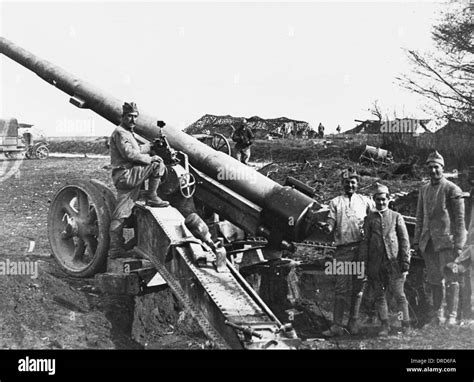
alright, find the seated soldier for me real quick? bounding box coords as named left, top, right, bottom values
left=108, top=101, right=169, bottom=259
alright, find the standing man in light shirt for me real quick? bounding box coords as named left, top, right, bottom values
left=321, top=168, right=374, bottom=336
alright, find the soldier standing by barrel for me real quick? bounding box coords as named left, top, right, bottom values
left=108, top=102, right=169, bottom=259
left=321, top=168, right=374, bottom=336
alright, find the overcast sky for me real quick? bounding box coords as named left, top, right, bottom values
left=0, top=1, right=447, bottom=136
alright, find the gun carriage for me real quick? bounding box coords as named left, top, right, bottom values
left=6, top=37, right=473, bottom=347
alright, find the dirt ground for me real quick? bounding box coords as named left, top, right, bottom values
left=0, top=156, right=204, bottom=349
left=0, top=139, right=472, bottom=350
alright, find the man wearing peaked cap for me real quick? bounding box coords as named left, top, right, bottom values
left=374, top=182, right=389, bottom=196
left=321, top=167, right=374, bottom=337
left=108, top=102, right=169, bottom=259
left=414, top=150, right=467, bottom=326
left=122, top=102, right=139, bottom=117
left=360, top=183, right=411, bottom=335
left=425, top=150, right=444, bottom=167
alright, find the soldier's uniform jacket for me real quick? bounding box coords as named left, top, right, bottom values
left=110, top=125, right=151, bottom=184
left=232, top=125, right=254, bottom=149
left=360, top=209, right=410, bottom=277
left=414, top=177, right=466, bottom=253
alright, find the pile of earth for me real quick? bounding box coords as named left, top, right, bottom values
left=185, top=114, right=314, bottom=139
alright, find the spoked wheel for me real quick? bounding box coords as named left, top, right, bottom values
left=211, top=133, right=231, bottom=156
left=35, top=145, right=49, bottom=159
left=48, top=180, right=111, bottom=277
left=179, top=172, right=196, bottom=198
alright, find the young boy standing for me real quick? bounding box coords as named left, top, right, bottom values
left=360, top=184, right=411, bottom=336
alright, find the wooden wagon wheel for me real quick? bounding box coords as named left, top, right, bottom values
left=210, top=133, right=231, bottom=156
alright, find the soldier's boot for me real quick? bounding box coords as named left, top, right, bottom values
left=436, top=308, right=446, bottom=325
left=138, top=182, right=147, bottom=202
left=429, top=284, right=444, bottom=325
left=378, top=319, right=390, bottom=337
left=446, top=282, right=459, bottom=326
left=400, top=298, right=411, bottom=332
left=322, top=299, right=346, bottom=337
left=348, top=275, right=366, bottom=335
left=348, top=283, right=365, bottom=335
left=401, top=320, right=414, bottom=335
left=146, top=177, right=169, bottom=208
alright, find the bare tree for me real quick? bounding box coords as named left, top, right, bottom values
left=397, top=3, right=473, bottom=122
left=368, top=100, right=398, bottom=121
left=369, top=100, right=383, bottom=121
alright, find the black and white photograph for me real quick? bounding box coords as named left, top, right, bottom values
left=0, top=0, right=473, bottom=378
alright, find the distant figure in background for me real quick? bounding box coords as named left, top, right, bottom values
left=232, top=118, right=254, bottom=165
left=360, top=184, right=411, bottom=336
left=320, top=168, right=374, bottom=336
left=414, top=151, right=466, bottom=326
left=336, top=125, right=341, bottom=134
left=318, top=122, right=325, bottom=138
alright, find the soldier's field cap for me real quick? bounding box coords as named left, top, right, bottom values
left=341, top=167, right=359, bottom=180
left=122, top=102, right=139, bottom=116
left=426, top=150, right=444, bottom=167
left=374, top=183, right=389, bottom=196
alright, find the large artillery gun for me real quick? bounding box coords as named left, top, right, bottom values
left=0, top=37, right=330, bottom=349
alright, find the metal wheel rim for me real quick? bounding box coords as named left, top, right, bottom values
left=179, top=173, right=196, bottom=198
left=36, top=146, right=49, bottom=159
left=48, top=184, right=108, bottom=274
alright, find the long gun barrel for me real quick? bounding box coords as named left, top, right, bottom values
left=0, top=37, right=323, bottom=245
